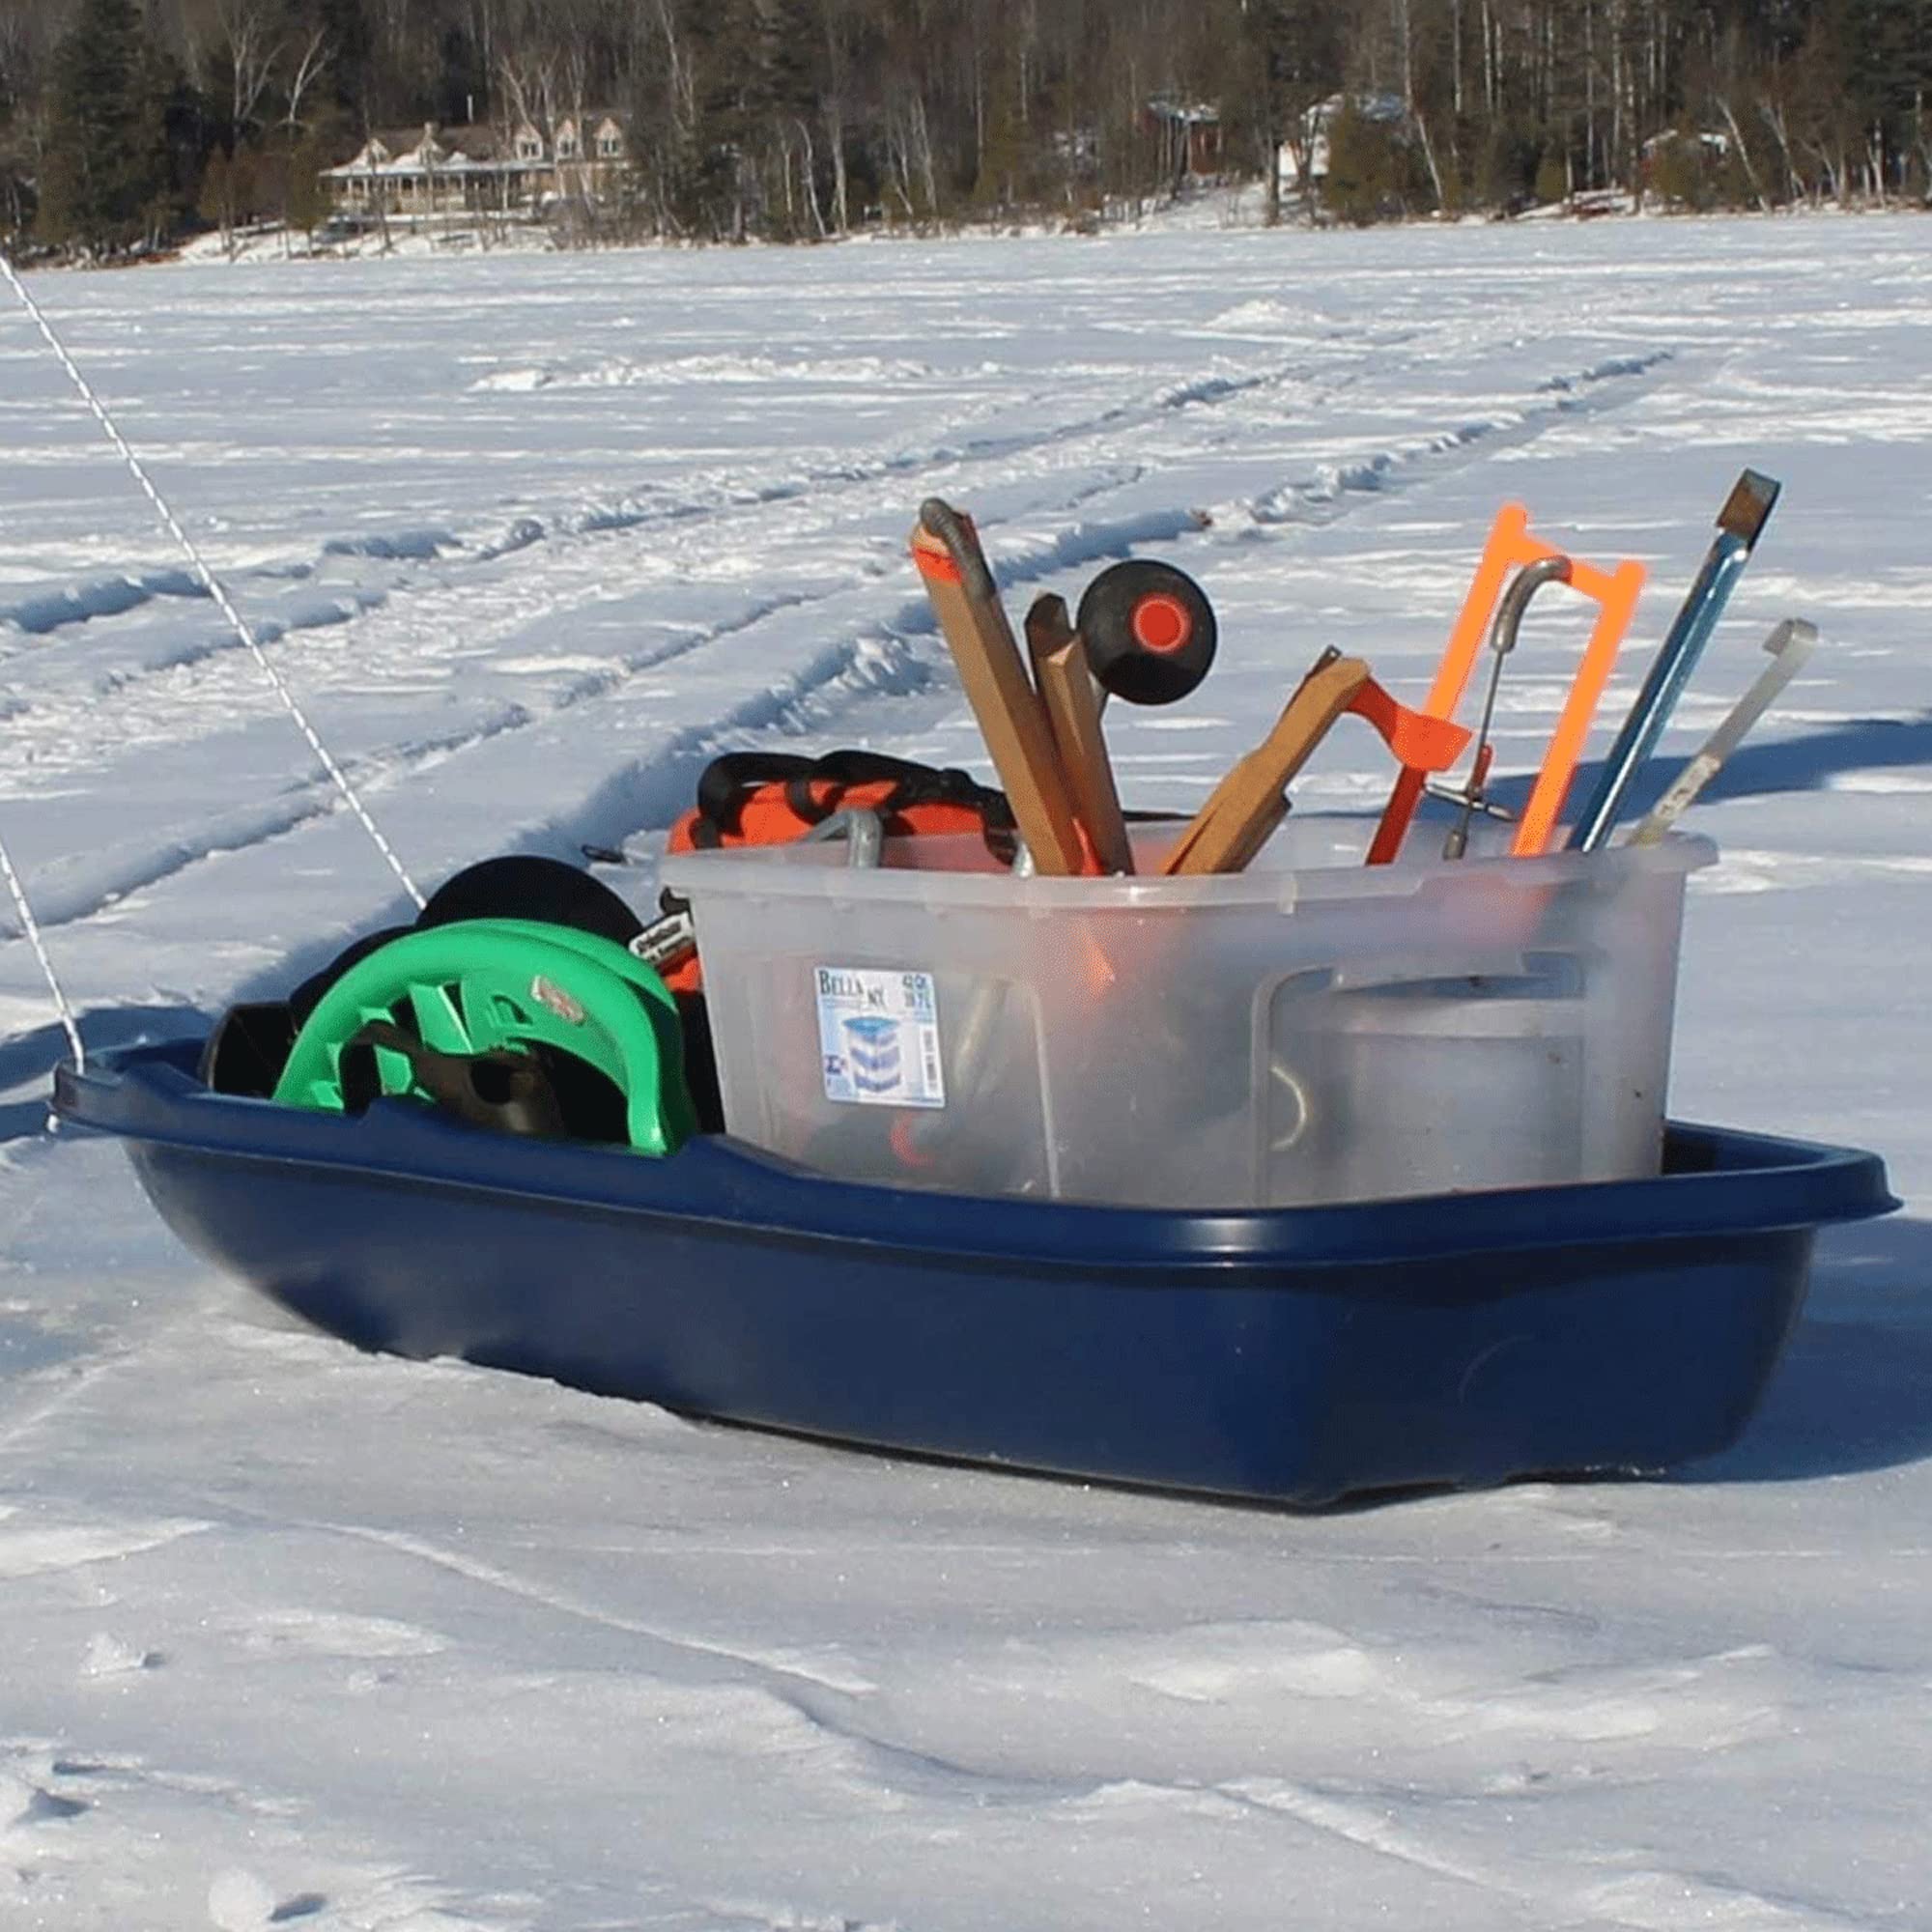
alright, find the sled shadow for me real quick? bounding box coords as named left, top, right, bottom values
left=1690, top=709, right=1932, bottom=808
left=1687, top=1213, right=1932, bottom=1485
left=1481, top=709, right=1932, bottom=825
left=0, top=1004, right=209, bottom=1145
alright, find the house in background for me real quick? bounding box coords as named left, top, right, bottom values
left=1637, top=127, right=1732, bottom=199
left=1144, top=99, right=1223, bottom=185
left=1275, top=92, right=1409, bottom=190
left=321, top=115, right=630, bottom=227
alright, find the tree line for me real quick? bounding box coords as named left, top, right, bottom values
left=2, top=0, right=1928, bottom=256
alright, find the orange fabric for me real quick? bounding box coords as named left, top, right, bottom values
left=662, top=774, right=1017, bottom=993
left=667, top=781, right=992, bottom=856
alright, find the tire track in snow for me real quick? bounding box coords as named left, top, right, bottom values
left=0, top=324, right=1403, bottom=661
left=0, top=344, right=1670, bottom=963
left=1207, top=1775, right=1866, bottom=1931
left=10, top=340, right=1665, bottom=776
left=0, top=307, right=1463, bottom=757
left=306, top=1520, right=879, bottom=1699
left=0, top=327, right=1653, bottom=771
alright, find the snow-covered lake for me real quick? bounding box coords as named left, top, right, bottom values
left=3, top=214, right=1929, bottom=1929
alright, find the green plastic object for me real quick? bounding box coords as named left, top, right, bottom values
left=272, top=918, right=696, bottom=1155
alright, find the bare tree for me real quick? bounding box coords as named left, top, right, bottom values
left=282, top=29, right=330, bottom=138
left=215, top=0, right=282, bottom=137
left=1714, top=94, right=1767, bottom=210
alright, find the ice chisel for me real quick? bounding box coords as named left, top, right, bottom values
left=1567, top=469, right=1780, bottom=851
left=1627, top=619, right=1818, bottom=846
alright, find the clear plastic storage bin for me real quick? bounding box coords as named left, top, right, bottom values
left=660, top=822, right=1714, bottom=1208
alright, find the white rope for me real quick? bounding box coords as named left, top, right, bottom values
left=0, top=825, right=85, bottom=1071
left=0, top=250, right=425, bottom=909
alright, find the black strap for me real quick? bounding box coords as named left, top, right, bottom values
left=692, top=753, right=818, bottom=846
left=782, top=751, right=994, bottom=828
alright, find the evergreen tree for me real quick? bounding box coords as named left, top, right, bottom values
left=10, top=0, right=1932, bottom=242
left=197, top=142, right=234, bottom=247
left=284, top=131, right=329, bottom=247
left=1229, top=0, right=1343, bottom=223
left=1322, top=98, right=1399, bottom=221
left=756, top=0, right=830, bottom=235
left=35, top=0, right=171, bottom=254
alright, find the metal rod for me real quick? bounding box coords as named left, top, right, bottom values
left=1443, top=556, right=1572, bottom=859
left=1567, top=469, right=1780, bottom=852
left=799, top=806, right=885, bottom=867
left=1628, top=619, right=1818, bottom=846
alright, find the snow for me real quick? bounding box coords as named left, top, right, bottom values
left=2, top=214, right=1930, bottom=1929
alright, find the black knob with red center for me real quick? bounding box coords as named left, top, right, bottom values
left=1075, top=560, right=1218, bottom=706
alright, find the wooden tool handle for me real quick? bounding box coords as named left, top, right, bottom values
left=1161, top=655, right=1371, bottom=876
left=912, top=509, right=1088, bottom=876
left=1025, top=596, right=1134, bottom=876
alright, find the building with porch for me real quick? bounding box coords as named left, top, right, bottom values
left=321, top=116, right=631, bottom=227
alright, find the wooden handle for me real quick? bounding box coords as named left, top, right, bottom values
left=1161, top=655, right=1372, bottom=876
left=912, top=513, right=1088, bottom=875
left=1025, top=596, right=1133, bottom=875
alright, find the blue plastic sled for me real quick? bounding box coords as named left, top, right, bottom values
left=54, top=1038, right=1895, bottom=1506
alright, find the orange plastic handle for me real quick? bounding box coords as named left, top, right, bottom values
left=1367, top=503, right=1644, bottom=863
left=1510, top=556, right=1644, bottom=856
left=1348, top=678, right=1471, bottom=773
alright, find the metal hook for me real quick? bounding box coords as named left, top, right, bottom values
left=1443, top=555, right=1574, bottom=859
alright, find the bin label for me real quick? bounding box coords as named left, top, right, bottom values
left=814, top=967, right=945, bottom=1108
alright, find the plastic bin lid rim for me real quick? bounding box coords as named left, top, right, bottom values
left=660, top=831, right=1717, bottom=912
